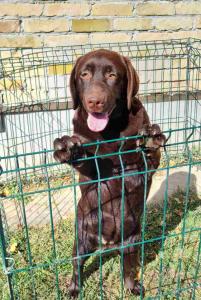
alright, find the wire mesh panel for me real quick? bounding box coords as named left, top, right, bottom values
left=0, top=39, right=201, bottom=299
left=0, top=39, right=201, bottom=171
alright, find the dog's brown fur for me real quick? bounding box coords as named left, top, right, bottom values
left=53, top=49, right=165, bottom=297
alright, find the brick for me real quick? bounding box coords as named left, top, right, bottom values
left=92, top=3, right=133, bottom=16
left=43, top=3, right=89, bottom=17
left=43, top=34, right=89, bottom=47
left=134, top=31, right=169, bottom=42
left=136, top=2, right=175, bottom=16
left=90, top=32, right=132, bottom=44
left=72, top=19, right=110, bottom=32
left=0, top=4, right=43, bottom=17
left=134, top=30, right=199, bottom=42
left=24, top=19, right=69, bottom=33
left=113, top=18, right=153, bottom=31
left=172, top=30, right=201, bottom=40
left=0, top=36, right=43, bottom=48
left=196, top=17, right=201, bottom=29
left=0, top=20, right=20, bottom=33
left=190, top=30, right=201, bottom=39
left=176, top=2, right=201, bottom=15
left=154, top=17, right=193, bottom=31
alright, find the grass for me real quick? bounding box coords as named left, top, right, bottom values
left=0, top=189, right=200, bottom=300
left=0, top=148, right=201, bottom=299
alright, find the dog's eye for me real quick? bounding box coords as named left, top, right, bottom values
left=80, top=71, right=91, bottom=80
left=106, top=72, right=117, bottom=80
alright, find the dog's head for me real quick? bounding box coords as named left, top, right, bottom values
left=70, top=49, right=139, bottom=132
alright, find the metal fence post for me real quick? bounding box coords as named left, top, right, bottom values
left=0, top=209, right=14, bottom=300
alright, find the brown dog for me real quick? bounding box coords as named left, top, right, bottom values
left=53, top=49, right=165, bottom=297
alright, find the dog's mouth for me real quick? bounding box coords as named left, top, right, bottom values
left=87, top=105, right=116, bottom=132
left=87, top=112, right=109, bottom=132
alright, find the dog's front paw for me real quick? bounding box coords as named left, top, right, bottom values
left=131, top=280, right=145, bottom=297
left=125, top=277, right=145, bottom=298
left=53, top=135, right=84, bottom=164
left=68, top=280, right=80, bottom=298
left=137, top=124, right=166, bottom=149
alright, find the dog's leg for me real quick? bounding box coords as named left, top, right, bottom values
left=69, top=215, right=96, bottom=298
left=68, top=240, right=88, bottom=298
left=121, top=238, right=145, bottom=297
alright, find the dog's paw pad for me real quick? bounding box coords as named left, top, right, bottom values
left=68, top=281, right=80, bottom=298
left=131, top=280, right=145, bottom=297
left=138, top=124, right=166, bottom=149
left=149, top=124, right=161, bottom=135
left=53, top=135, right=84, bottom=164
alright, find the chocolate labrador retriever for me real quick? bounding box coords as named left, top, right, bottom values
left=53, top=49, right=165, bottom=297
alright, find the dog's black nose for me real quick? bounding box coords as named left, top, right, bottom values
left=87, top=97, right=105, bottom=110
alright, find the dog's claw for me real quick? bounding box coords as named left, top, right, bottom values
left=137, top=124, right=166, bottom=149
left=53, top=135, right=84, bottom=164
left=68, top=281, right=80, bottom=298
left=131, top=280, right=145, bottom=297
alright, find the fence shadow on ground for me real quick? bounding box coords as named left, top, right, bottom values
left=0, top=170, right=200, bottom=299
left=145, top=171, right=200, bottom=261
left=83, top=170, right=201, bottom=288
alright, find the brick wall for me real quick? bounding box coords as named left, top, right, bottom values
left=0, top=0, right=201, bottom=48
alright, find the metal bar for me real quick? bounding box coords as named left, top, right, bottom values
left=43, top=149, right=60, bottom=299
left=0, top=210, right=15, bottom=299
left=1, top=92, right=201, bottom=115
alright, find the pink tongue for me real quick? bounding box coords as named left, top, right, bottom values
left=87, top=113, right=109, bottom=132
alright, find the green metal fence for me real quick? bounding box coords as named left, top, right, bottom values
left=0, top=39, right=201, bottom=299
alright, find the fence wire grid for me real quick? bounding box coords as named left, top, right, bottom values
left=0, top=38, right=201, bottom=299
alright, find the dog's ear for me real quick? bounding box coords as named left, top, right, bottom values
left=69, top=57, right=81, bottom=110
left=122, top=56, right=139, bottom=111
